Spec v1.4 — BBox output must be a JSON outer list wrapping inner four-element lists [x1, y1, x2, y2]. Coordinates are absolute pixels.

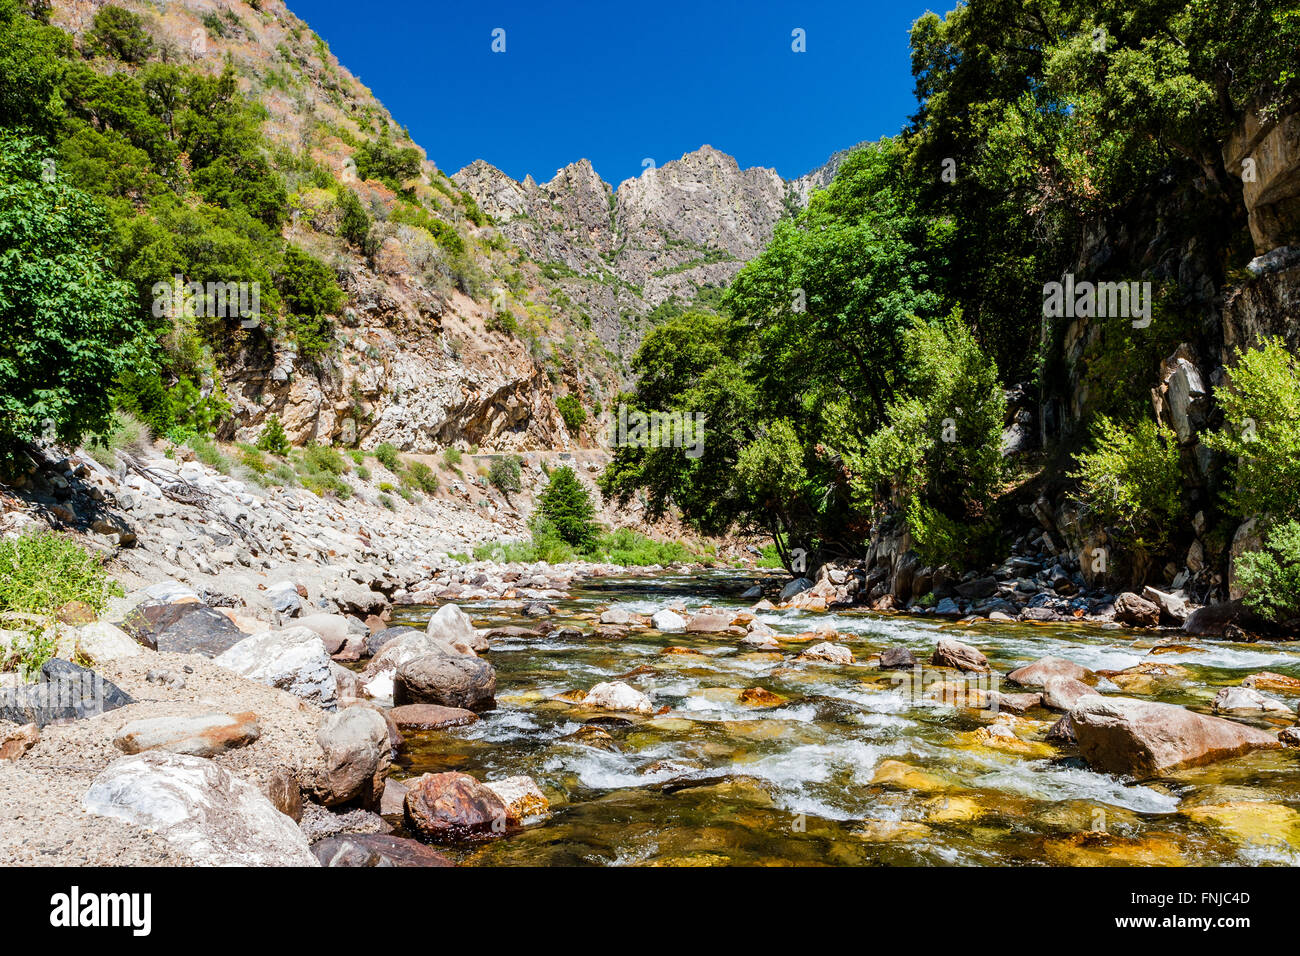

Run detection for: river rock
[[265, 581, 303, 617], [67, 622, 142, 663], [879, 646, 917, 669], [599, 608, 635, 625], [364, 630, 474, 681], [989, 691, 1043, 715], [484, 775, 550, 823], [779, 577, 813, 601], [393, 651, 496, 711], [1114, 592, 1161, 627], [387, 703, 478, 731], [366, 626, 420, 657], [935, 597, 962, 616], [426, 603, 487, 653], [1212, 686, 1293, 717], [311, 833, 454, 867], [740, 631, 779, 650], [652, 609, 687, 632], [686, 612, 732, 633], [931, 638, 989, 673], [122, 601, 245, 656], [1243, 672, 1300, 694], [265, 767, 303, 821], [1280, 727, 1300, 748], [798, 642, 853, 664], [1183, 600, 1245, 637], [1006, 656, 1095, 688], [295, 613, 353, 649], [0, 658, 133, 727], [214, 626, 338, 709], [113, 712, 260, 757], [1142, 586, 1190, 625], [84, 752, 318, 865], [311, 706, 391, 809], [484, 625, 542, 639], [1046, 714, 1077, 743], [955, 575, 998, 600], [582, 680, 653, 714], [403, 771, 508, 842], [1069, 696, 1282, 777], [0, 723, 39, 761], [1041, 676, 1100, 711]]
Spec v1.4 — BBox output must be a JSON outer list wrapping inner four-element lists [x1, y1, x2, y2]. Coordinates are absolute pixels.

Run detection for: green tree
[[256, 413, 290, 456], [555, 394, 586, 434], [1235, 520, 1300, 625], [84, 4, 153, 64], [1069, 416, 1184, 550], [488, 455, 522, 495], [337, 186, 370, 249], [539, 465, 596, 549], [0, 131, 149, 449]]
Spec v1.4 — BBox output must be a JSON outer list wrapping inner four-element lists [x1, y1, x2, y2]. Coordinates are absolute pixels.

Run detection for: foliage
[[487, 455, 522, 495], [556, 394, 586, 434], [0, 130, 148, 449], [373, 442, 400, 470], [1070, 416, 1184, 549], [441, 446, 462, 467], [1202, 338, 1300, 521], [277, 245, 342, 358], [403, 460, 438, 494], [538, 465, 596, 549], [337, 186, 370, 249], [84, 4, 152, 63], [256, 413, 291, 456], [1235, 520, 1300, 624]]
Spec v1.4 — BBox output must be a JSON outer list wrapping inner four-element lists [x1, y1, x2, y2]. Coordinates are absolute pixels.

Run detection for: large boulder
[[1006, 656, 1095, 689], [931, 638, 989, 673], [1041, 676, 1100, 712], [310, 707, 391, 809], [121, 601, 245, 656], [393, 651, 496, 711], [1069, 696, 1281, 777], [1142, 587, 1190, 626], [955, 576, 999, 601], [426, 604, 487, 653], [311, 833, 454, 867], [214, 627, 338, 709], [113, 712, 260, 757], [1183, 600, 1248, 637], [779, 577, 813, 601], [651, 609, 687, 632], [0, 658, 133, 727], [878, 646, 917, 669], [403, 771, 508, 843], [1113, 592, 1161, 628], [83, 752, 318, 865]]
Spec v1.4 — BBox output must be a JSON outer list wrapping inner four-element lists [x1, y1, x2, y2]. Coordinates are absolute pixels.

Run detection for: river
[[385, 570, 1300, 866]]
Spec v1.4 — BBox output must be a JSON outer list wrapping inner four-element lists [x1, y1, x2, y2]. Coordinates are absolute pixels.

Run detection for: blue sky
[[289, 0, 931, 187]]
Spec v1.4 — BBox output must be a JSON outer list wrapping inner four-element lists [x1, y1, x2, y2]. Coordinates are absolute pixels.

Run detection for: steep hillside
[[455, 145, 844, 359]]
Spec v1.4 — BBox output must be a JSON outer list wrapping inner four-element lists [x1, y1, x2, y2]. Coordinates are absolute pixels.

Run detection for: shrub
[[588, 528, 694, 565], [256, 413, 291, 456], [188, 434, 232, 474], [442, 447, 462, 467], [337, 186, 370, 248], [488, 455, 522, 495], [403, 460, 438, 494], [1070, 416, 1184, 549], [0, 531, 123, 678], [537, 465, 596, 549], [556, 394, 587, 434], [374, 442, 400, 470], [302, 442, 346, 475], [1202, 337, 1300, 521], [1236, 520, 1300, 625]]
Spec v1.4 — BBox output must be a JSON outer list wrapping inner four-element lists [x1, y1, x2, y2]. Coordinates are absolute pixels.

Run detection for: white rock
[[214, 626, 337, 708], [426, 603, 487, 653], [1213, 686, 1293, 717], [84, 752, 317, 866], [798, 642, 854, 664], [651, 609, 687, 632], [582, 680, 654, 714], [70, 622, 143, 662], [295, 613, 352, 644]]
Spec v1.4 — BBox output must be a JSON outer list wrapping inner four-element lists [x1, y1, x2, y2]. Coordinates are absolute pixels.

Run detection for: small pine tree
[[256, 414, 291, 456], [338, 186, 370, 249], [538, 465, 596, 549]]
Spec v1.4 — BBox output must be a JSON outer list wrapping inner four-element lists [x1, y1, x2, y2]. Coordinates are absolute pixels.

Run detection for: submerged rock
[[387, 703, 478, 731], [1069, 696, 1281, 777], [311, 833, 454, 867]]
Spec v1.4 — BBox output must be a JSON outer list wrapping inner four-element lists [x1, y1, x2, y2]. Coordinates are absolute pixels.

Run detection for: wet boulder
[[1212, 686, 1293, 718], [403, 771, 509, 843], [581, 680, 653, 714], [797, 642, 853, 665], [1069, 696, 1281, 778], [484, 775, 550, 823], [651, 609, 687, 632], [1006, 656, 1095, 689], [879, 646, 917, 669], [387, 703, 478, 732], [393, 650, 496, 711], [1041, 676, 1100, 712], [1114, 592, 1161, 628], [931, 638, 989, 673]]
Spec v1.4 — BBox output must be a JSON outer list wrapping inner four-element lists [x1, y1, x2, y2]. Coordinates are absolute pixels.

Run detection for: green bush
[[1203, 338, 1300, 521], [86, 411, 148, 467], [302, 443, 346, 475], [84, 4, 153, 63], [538, 465, 596, 549], [187, 434, 232, 474], [337, 186, 370, 248], [556, 394, 587, 434], [403, 460, 438, 494], [374, 442, 400, 470], [1236, 520, 1300, 625], [1070, 416, 1184, 549], [488, 455, 522, 495], [0, 531, 123, 678], [442, 447, 462, 467], [256, 414, 291, 456], [588, 528, 694, 566]]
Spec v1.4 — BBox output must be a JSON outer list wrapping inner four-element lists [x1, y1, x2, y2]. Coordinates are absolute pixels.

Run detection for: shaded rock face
[[393, 651, 496, 711], [403, 772, 509, 843], [311, 833, 454, 867], [1225, 109, 1300, 254], [83, 752, 318, 866], [1069, 696, 1281, 778], [0, 659, 133, 728]]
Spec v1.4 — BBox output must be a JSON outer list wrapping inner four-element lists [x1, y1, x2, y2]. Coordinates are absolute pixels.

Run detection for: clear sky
[[288, 0, 931, 187]]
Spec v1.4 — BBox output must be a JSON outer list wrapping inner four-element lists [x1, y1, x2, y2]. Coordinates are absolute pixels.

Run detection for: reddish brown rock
[[1006, 656, 1095, 688], [0, 723, 39, 761], [404, 771, 509, 842], [312, 833, 454, 867], [1070, 696, 1281, 778], [1114, 592, 1161, 628], [686, 612, 733, 633], [387, 704, 478, 732]]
